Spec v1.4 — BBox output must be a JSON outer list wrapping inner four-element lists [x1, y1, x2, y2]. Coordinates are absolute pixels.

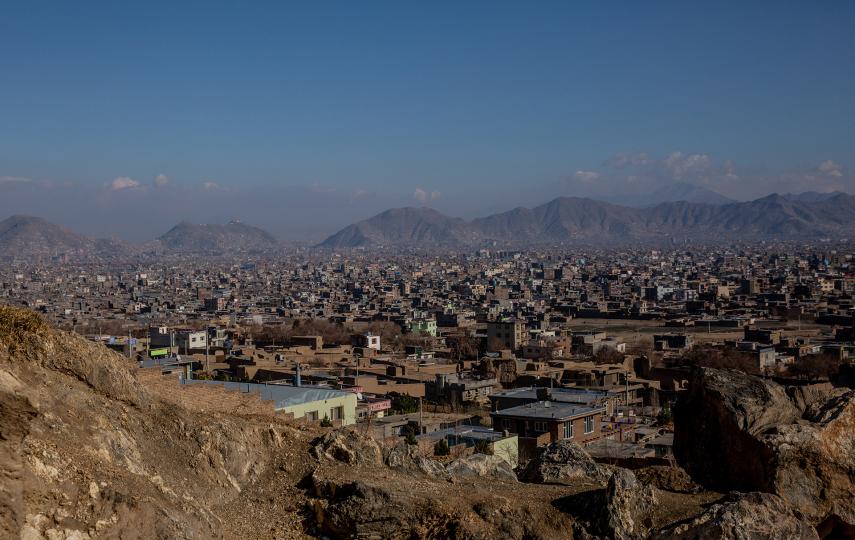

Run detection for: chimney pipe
[[295, 363, 302, 387]]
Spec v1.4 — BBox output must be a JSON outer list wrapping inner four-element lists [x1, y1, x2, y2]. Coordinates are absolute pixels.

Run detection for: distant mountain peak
[[157, 220, 278, 254]]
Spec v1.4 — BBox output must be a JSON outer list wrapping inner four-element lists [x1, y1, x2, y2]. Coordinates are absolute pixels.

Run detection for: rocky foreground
[[1, 306, 853, 539]]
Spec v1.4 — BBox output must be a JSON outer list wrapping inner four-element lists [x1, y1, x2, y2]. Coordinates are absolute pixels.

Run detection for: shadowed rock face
[[654, 492, 819, 540], [674, 367, 855, 527]]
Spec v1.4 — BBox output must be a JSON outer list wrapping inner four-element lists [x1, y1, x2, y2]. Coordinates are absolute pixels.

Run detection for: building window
[[584, 416, 595, 434], [564, 421, 574, 439], [306, 410, 319, 421], [502, 419, 513, 430], [331, 406, 344, 421], [534, 421, 546, 433]]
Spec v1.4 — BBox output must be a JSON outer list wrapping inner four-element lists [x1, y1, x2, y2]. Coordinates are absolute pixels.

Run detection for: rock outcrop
[[385, 441, 448, 477], [308, 468, 572, 539], [562, 469, 658, 540], [603, 469, 659, 540], [316, 433, 516, 481], [674, 367, 855, 528], [634, 465, 701, 494], [311, 428, 384, 466], [654, 492, 819, 540], [519, 440, 612, 485], [445, 453, 517, 481]]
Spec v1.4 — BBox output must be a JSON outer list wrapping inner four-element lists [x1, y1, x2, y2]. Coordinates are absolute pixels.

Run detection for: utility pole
[[205, 328, 209, 373]]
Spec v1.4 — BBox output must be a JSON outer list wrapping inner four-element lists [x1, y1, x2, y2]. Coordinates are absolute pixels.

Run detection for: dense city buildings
[[3, 244, 853, 447]]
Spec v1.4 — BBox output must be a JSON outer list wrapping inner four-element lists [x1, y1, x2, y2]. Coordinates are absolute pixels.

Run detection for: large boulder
[[654, 492, 818, 540], [674, 367, 855, 526], [445, 453, 517, 481], [384, 442, 447, 477], [562, 468, 658, 540], [602, 469, 658, 540], [519, 440, 611, 485], [634, 465, 701, 494], [311, 428, 383, 466]]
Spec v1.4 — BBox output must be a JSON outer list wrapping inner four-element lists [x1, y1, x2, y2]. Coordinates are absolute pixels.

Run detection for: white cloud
[[109, 176, 141, 191], [662, 152, 711, 180], [0, 175, 32, 184], [414, 188, 440, 203], [154, 174, 169, 187], [202, 181, 223, 191], [818, 160, 843, 178], [574, 170, 601, 183]]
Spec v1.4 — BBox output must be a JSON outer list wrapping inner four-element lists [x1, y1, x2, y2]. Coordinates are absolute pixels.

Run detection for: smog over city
[[1, 3, 853, 540]]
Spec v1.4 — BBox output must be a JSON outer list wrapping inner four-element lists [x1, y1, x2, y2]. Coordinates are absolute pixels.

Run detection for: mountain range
[[319, 193, 855, 248], [0, 216, 280, 259], [4, 191, 855, 257]]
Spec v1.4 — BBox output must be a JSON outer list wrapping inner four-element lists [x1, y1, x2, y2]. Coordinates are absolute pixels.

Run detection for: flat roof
[[184, 380, 352, 410], [584, 439, 655, 459], [491, 387, 609, 405], [418, 425, 513, 442], [492, 401, 605, 420]]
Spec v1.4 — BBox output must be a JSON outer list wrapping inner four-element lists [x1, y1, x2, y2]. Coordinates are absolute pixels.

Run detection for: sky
[[1, 1, 854, 241]]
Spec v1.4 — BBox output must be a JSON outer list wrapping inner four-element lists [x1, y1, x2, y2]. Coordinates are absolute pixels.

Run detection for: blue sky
[[1, 1, 853, 240]]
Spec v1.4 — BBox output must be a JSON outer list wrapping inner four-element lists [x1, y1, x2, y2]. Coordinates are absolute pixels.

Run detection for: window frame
[[564, 421, 574, 439], [584, 416, 595, 434]]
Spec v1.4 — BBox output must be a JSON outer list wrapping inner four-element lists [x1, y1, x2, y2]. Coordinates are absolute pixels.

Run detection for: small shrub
[[474, 439, 493, 455], [434, 438, 450, 456]]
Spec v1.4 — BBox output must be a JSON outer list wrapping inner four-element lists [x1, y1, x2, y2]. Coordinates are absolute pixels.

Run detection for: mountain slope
[[320, 193, 855, 247], [157, 220, 279, 253], [320, 207, 475, 247], [0, 215, 94, 257]]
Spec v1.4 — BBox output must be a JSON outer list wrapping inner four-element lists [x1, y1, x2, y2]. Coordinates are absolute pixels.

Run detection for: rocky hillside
[[1, 306, 850, 538], [673, 367, 855, 536], [0, 305, 311, 539], [320, 193, 855, 247]]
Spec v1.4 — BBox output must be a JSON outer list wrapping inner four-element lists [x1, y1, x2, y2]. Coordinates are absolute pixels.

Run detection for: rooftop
[[491, 386, 609, 405], [418, 425, 514, 443], [491, 401, 605, 420], [183, 380, 353, 410]]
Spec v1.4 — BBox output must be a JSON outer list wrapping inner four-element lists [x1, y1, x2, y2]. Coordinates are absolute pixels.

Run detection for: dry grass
[[0, 304, 48, 351], [137, 368, 280, 418]]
